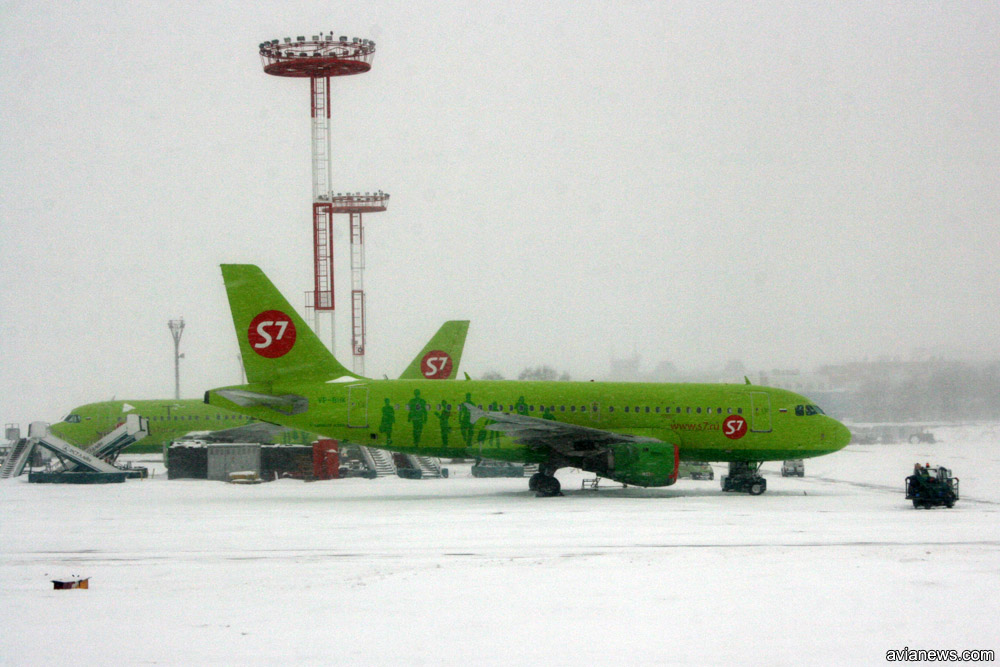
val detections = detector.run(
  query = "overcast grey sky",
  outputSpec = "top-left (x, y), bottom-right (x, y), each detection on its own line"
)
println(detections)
top-left (2, 1), bottom-right (998, 424)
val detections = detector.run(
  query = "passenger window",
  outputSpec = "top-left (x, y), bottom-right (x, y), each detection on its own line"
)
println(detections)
top-left (625, 407), bottom-right (630, 413)
top-left (645, 407), bottom-right (650, 413)
top-left (696, 407), bottom-right (702, 414)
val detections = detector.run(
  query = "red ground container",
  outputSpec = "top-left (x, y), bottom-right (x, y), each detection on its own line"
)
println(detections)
top-left (312, 439), bottom-right (339, 480)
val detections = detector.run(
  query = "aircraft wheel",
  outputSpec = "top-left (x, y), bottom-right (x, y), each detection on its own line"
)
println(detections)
top-left (749, 481), bottom-right (765, 496)
top-left (528, 472), bottom-right (544, 491)
top-left (535, 475), bottom-right (561, 497)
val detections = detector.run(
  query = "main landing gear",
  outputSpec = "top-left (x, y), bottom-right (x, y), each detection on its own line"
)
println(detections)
top-left (528, 468), bottom-right (563, 497)
top-left (721, 461), bottom-right (767, 495)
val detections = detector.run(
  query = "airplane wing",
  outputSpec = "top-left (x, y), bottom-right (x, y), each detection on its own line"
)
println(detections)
top-left (465, 403), bottom-right (662, 458)
top-left (195, 421), bottom-right (289, 444)
top-left (214, 389), bottom-right (308, 416)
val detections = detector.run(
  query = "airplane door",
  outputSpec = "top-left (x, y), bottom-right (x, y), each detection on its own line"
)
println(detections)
top-left (348, 385), bottom-right (369, 428)
top-left (749, 391), bottom-right (772, 433)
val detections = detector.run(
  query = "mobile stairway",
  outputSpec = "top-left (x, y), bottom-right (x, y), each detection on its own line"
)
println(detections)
top-left (391, 453), bottom-right (446, 480)
top-left (0, 417), bottom-right (149, 479)
top-left (406, 455), bottom-right (445, 478)
top-left (361, 446), bottom-right (397, 477)
top-left (83, 414), bottom-right (150, 464)
top-left (0, 438), bottom-right (33, 479)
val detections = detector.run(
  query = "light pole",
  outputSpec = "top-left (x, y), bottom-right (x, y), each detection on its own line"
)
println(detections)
top-left (168, 318), bottom-right (185, 400)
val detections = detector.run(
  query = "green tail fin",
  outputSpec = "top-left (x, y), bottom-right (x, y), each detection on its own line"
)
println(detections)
top-left (220, 264), bottom-right (358, 384)
top-left (398, 320), bottom-right (470, 380)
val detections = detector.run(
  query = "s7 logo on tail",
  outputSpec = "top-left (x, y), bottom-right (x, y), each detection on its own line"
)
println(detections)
top-left (420, 350), bottom-right (454, 379)
top-left (248, 310), bottom-right (297, 358)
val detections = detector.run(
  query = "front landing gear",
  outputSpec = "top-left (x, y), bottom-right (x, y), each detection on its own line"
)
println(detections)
top-left (529, 470), bottom-right (563, 497)
top-left (721, 461), bottom-right (767, 495)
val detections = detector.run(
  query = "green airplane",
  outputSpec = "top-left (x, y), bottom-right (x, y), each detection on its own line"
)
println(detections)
top-left (205, 265), bottom-right (851, 496)
top-left (50, 319), bottom-right (470, 453)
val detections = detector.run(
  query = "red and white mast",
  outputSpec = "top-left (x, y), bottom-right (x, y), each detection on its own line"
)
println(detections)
top-left (259, 34), bottom-right (386, 372)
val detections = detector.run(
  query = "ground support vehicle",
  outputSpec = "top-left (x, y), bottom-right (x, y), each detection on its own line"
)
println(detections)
top-left (905, 465), bottom-right (958, 509)
top-left (781, 459), bottom-right (804, 477)
top-left (471, 459), bottom-right (525, 478)
top-left (679, 461), bottom-right (714, 480)
top-left (721, 461), bottom-right (766, 495)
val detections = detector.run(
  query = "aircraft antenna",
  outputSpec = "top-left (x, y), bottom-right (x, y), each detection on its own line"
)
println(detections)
top-left (168, 318), bottom-right (185, 400)
top-left (258, 34), bottom-right (388, 375)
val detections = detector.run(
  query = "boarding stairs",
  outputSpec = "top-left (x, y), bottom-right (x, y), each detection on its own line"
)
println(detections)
top-left (0, 422), bottom-right (124, 478)
top-left (0, 439), bottom-right (33, 479)
top-left (406, 455), bottom-right (444, 478)
top-left (361, 446), bottom-right (396, 477)
top-left (83, 414), bottom-right (150, 463)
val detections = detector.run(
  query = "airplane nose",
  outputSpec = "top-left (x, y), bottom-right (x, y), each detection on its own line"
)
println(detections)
top-left (831, 420), bottom-right (852, 450)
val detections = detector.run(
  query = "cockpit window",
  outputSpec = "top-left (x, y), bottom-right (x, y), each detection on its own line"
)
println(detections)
top-left (796, 405), bottom-right (826, 416)
top-left (64, 414), bottom-right (82, 424)
top-left (795, 405), bottom-right (804, 416)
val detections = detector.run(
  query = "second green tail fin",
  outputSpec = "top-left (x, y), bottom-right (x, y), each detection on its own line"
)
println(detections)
top-left (221, 264), bottom-right (358, 384)
top-left (398, 320), bottom-right (470, 380)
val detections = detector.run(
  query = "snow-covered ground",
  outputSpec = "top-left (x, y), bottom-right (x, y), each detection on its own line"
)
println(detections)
top-left (2, 424), bottom-right (998, 665)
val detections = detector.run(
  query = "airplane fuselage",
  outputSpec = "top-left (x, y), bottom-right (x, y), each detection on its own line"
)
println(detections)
top-left (208, 378), bottom-right (850, 482)
top-left (50, 400), bottom-right (303, 452)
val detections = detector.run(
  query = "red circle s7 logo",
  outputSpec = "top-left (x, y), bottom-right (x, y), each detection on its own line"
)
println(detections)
top-left (722, 415), bottom-right (748, 440)
top-left (248, 310), bottom-right (297, 358)
top-left (420, 351), bottom-right (453, 379)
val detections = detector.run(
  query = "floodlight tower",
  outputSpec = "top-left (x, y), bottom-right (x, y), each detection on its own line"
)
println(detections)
top-left (168, 318), bottom-right (185, 400)
top-left (258, 33), bottom-right (385, 371)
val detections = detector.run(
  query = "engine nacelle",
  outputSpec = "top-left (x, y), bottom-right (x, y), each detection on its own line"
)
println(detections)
top-left (583, 441), bottom-right (679, 487)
